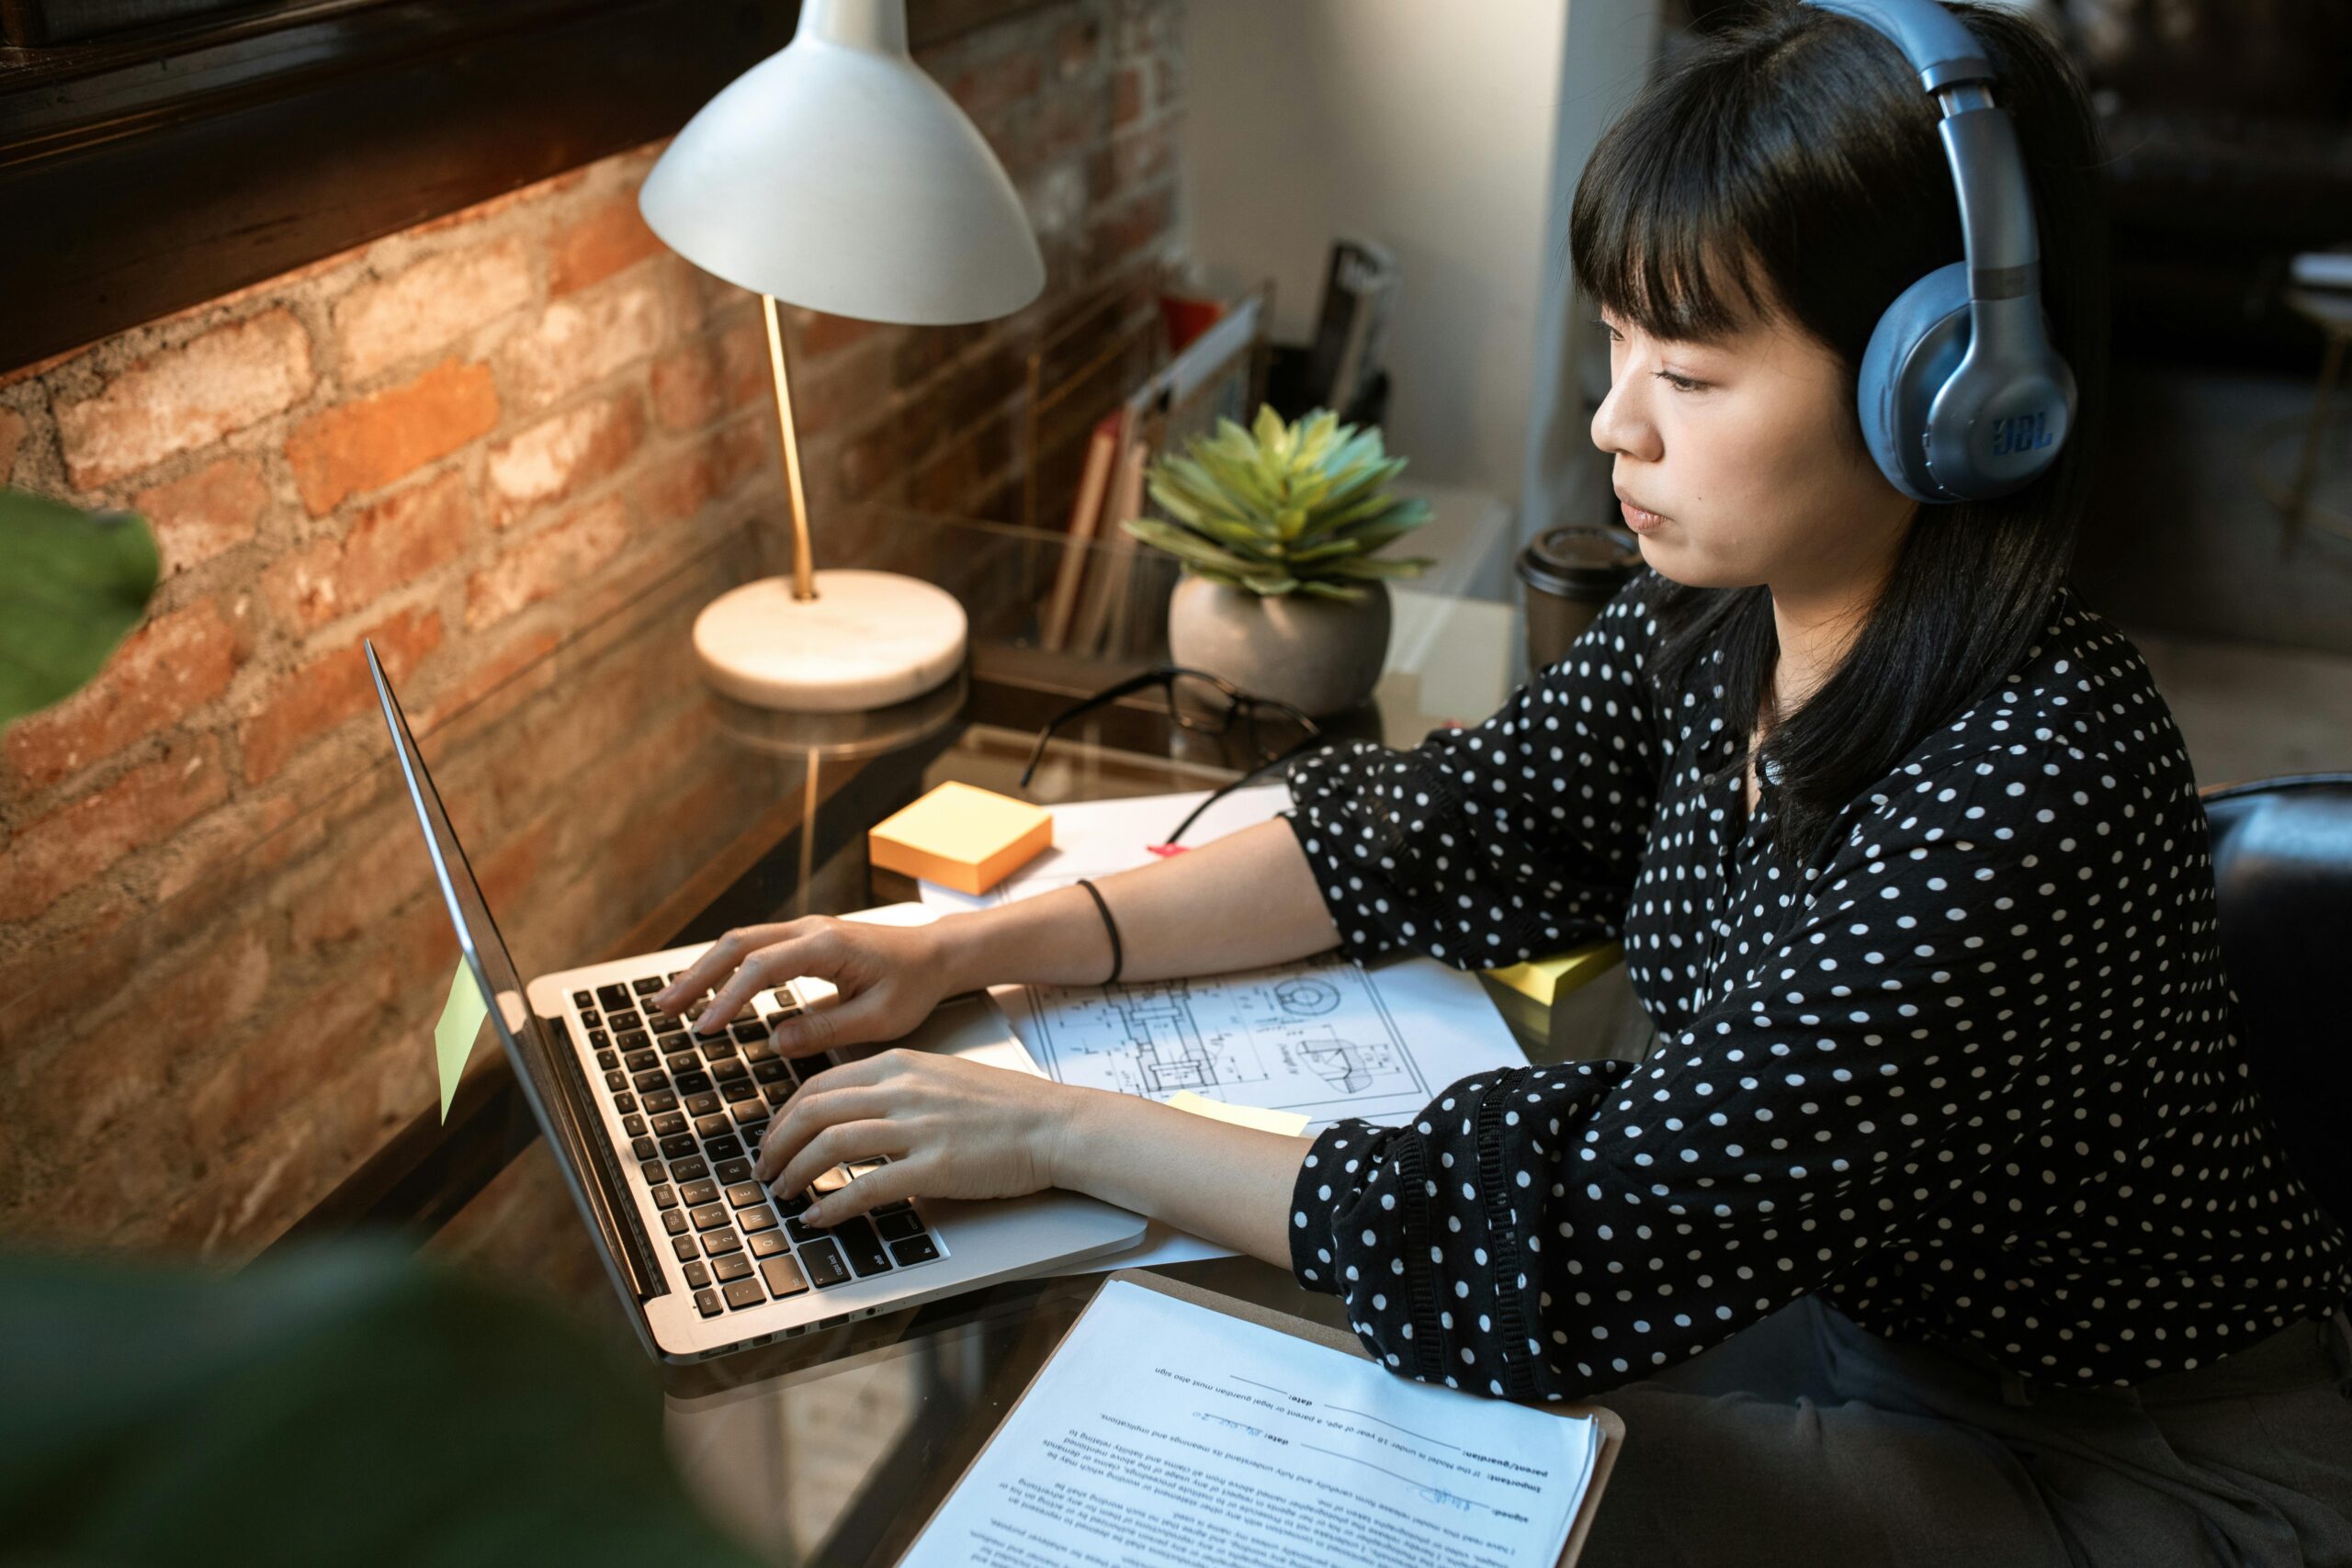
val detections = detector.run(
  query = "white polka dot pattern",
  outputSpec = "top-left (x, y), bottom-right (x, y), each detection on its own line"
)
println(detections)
top-left (1276, 570), bottom-right (2352, 1403)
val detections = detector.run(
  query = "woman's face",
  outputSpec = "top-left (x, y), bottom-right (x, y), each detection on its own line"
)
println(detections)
top-left (1590, 299), bottom-right (1917, 602)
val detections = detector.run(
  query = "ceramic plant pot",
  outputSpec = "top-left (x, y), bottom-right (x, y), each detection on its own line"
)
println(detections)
top-left (1165, 574), bottom-right (1392, 718)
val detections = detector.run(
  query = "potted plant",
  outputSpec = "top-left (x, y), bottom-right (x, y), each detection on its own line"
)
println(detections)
top-left (1121, 404), bottom-right (1434, 716)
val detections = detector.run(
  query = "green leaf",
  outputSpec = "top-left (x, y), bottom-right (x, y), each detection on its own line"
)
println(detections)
top-left (1296, 578), bottom-right (1372, 601)
top-left (1121, 516), bottom-right (1264, 576)
top-left (0, 489), bottom-right (160, 728)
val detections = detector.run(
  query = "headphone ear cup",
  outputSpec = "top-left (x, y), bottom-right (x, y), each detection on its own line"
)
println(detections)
top-left (1856, 262), bottom-right (1972, 504)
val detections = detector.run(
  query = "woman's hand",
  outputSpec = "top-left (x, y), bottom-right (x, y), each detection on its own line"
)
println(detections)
top-left (650, 915), bottom-right (957, 1060)
top-left (752, 1048), bottom-right (1086, 1224)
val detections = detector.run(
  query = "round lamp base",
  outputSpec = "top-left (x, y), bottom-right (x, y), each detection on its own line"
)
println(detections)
top-left (691, 570), bottom-right (967, 713)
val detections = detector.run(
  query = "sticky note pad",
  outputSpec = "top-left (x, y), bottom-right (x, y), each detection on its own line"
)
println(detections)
top-left (433, 957), bottom-right (491, 1122)
top-left (1483, 940), bottom-right (1623, 1006)
top-left (1167, 1090), bottom-right (1310, 1137)
top-left (869, 781), bottom-right (1053, 895)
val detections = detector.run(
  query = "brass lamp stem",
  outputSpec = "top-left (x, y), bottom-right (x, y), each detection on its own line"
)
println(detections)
top-left (761, 293), bottom-right (819, 603)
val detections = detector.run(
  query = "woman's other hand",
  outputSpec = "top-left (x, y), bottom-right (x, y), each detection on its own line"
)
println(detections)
top-left (752, 1048), bottom-right (1083, 1224)
top-left (650, 915), bottom-right (956, 1060)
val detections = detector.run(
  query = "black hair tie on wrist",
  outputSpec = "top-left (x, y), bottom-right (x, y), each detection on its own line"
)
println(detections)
top-left (1075, 876), bottom-right (1123, 986)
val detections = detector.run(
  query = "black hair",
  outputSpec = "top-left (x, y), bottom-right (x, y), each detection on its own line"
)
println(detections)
top-left (1567, 0), bottom-right (2113, 868)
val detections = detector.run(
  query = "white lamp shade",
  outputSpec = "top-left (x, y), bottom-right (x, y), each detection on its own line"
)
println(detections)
top-left (639, 0), bottom-right (1046, 325)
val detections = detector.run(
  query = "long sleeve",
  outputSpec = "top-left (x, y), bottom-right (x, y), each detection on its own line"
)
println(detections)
top-left (1276, 571), bottom-right (1665, 969)
top-left (1287, 732), bottom-right (2156, 1403)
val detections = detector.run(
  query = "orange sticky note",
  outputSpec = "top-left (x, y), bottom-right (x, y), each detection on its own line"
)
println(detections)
top-left (869, 781), bottom-right (1054, 895)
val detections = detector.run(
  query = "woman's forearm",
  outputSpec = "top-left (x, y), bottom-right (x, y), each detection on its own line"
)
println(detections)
top-left (939, 817), bottom-right (1340, 991)
top-left (1047, 1085), bottom-right (1315, 1270)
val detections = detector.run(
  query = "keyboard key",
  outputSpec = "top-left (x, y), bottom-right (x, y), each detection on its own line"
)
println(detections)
top-left (748, 1230), bottom-right (789, 1258)
top-left (642, 1089), bottom-right (680, 1113)
top-left (731, 1101), bottom-right (766, 1127)
top-left (682, 1179), bottom-right (719, 1207)
top-left (888, 1235), bottom-right (940, 1267)
top-left (848, 1158), bottom-right (888, 1177)
top-left (659, 1133), bottom-right (698, 1160)
top-left (673, 1070), bottom-right (714, 1096)
top-left (684, 1260), bottom-right (710, 1289)
top-left (605, 1070), bottom-right (629, 1093)
top-left (595, 1049), bottom-right (619, 1072)
top-left (785, 1216), bottom-right (823, 1245)
top-left (582, 1010), bottom-right (603, 1030)
top-left (704, 1229), bottom-right (743, 1257)
top-left (875, 1210), bottom-right (924, 1243)
top-left (650, 1184), bottom-right (677, 1211)
top-left (739, 1206), bottom-right (777, 1234)
top-left (662, 1210), bottom-right (689, 1236)
top-left (700, 1038), bottom-right (739, 1062)
top-left (652, 1111), bottom-right (687, 1138)
top-left (634, 1070), bottom-right (672, 1096)
top-left (632, 977), bottom-right (663, 995)
top-left (660, 1032), bottom-right (698, 1058)
top-left (720, 1079), bottom-right (760, 1104)
top-left (589, 1030), bottom-right (611, 1051)
top-left (832, 1216), bottom-right (892, 1277)
top-left (667, 1156), bottom-right (710, 1183)
top-left (798, 1239), bottom-right (850, 1288)
top-left (716, 1157), bottom-right (754, 1185)
top-left (711, 1253), bottom-right (753, 1284)
top-left (760, 1255), bottom-right (809, 1298)
top-left (752, 1058), bottom-right (792, 1084)
top-left (684, 1092), bottom-right (722, 1118)
top-left (615, 1029), bottom-right (650, 1052)
top-left (695, 1289), bottom-right (722, 1318)
top-left (713, 1059), bottom-right (749, 1083)
top-left (725, 1182), bottom-right (766, 1209)
top-left (673, 1235), bottom-right (699, 1264)
top-left (596, 984), bottom-right (631, 1012)
top-left (572, 989), bottom-right (594, 1009)
top-left (810, 1165), bottom-right (852, 1195)
top-left (622, 1113), bottom-right (647, 1138)
top-left (695, 1114), bottom-right (732, 1142)
top-left (639, 1159), bottom-right (665, 1184)
top-left (613, 1091), bottom-right (637, 1114)
top-left (624, 1049), bottom-right (661, 1073)
top-left (742, 1038), bottom-right (775, 1064)
top-left (774, 1190), bottom-right (811, 1218)
top-left (722, 1279), bottom-right (764, 1311)
top-left (632, 1136), bottom-right (658, 1161)
top-left (705, 1136), bottom-right (745, 1163)
top-left (763, 1081), bottom-right (797, 1109)
top-left (690, 1202), bottom-right (729, 1231)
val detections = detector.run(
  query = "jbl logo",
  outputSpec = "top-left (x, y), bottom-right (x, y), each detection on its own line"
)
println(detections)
top-left (1990, 411), bottom-right (2053, 456)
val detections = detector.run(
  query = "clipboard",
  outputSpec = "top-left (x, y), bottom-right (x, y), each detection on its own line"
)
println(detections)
top-left (897, 1268), bottom-right (1623, 1567)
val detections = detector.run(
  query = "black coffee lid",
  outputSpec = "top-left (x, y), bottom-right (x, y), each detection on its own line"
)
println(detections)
top-left (1517, 525), bottom-right (1643, 597)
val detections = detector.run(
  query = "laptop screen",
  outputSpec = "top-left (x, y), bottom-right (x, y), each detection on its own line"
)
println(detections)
top-left (365, 639), bottom-right (660, 1305)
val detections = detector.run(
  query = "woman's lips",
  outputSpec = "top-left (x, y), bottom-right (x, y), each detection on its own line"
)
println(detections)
top-left (1619, 498), bottom-right (1669, 533)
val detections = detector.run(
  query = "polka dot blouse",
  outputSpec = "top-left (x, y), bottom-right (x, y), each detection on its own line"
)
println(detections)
top-left (1276, 568), bottom-right (2351, 1403)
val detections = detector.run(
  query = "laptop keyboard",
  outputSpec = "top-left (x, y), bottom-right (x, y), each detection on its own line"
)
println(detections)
top-left (571, 972), bottom-right (945, 1323)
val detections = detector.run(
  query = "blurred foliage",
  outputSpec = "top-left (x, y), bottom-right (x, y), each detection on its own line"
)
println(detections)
top-left (0, 1242), bottom-right (763, 1568)
top-left (0, 487), bottom-right (159, 728)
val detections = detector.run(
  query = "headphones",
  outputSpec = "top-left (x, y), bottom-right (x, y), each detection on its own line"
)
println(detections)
top-left (1801, 0), bottom-right (2077, 503)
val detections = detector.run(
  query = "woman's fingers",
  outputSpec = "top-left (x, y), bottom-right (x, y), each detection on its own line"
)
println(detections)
top-left (767, 988), bottom-right (898, 1059)
top-left (763, 1114), bottom-right (902, 1202)
top-left (653, 922), bottom-right (795, 1013)
top-left (754, 1074), bottom-right (902, 1182)
top-left (697, 925), bottom-right (842, 1034)
top-left (807, 1156), bottom-right (924, 1225)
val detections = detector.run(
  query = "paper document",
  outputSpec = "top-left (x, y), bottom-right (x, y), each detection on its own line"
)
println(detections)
top-left (917, 782), bottom-right (1299, 914)
top-left (899, 1279), bottom-right (1600, 1568)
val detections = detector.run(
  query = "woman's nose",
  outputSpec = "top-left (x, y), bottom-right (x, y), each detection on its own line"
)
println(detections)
top-left (1589, 372), bottom-right (1660, 464)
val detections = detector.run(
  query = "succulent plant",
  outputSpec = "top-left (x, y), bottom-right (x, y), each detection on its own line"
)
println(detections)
top-left (1120, 404), bottom-right (1433, 600)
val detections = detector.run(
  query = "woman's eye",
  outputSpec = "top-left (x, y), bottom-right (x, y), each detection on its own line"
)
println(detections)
top-left (1656, 370), bottom-right (1702, 393)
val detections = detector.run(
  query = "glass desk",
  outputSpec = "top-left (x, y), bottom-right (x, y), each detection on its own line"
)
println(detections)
top-left (306, 505), bottom-right (1538, 1564)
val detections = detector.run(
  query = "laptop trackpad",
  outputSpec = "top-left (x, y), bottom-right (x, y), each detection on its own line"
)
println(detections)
top-left (827, 992), bottom-right (1040, 1078)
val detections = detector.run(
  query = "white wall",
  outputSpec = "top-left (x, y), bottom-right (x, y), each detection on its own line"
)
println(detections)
top-left (1177, 0), bottom-right (1569, 505)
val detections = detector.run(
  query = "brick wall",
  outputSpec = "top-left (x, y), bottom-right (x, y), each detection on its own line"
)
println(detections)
top-left (0, 0), bottom-right (1187, 1258)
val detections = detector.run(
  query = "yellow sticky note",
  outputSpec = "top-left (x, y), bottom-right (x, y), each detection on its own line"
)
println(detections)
top-left (868, 781), bottom-right (1053, 895)
top-left (1167, 1090), bottom-right (1309, 1137)
top-left (1483, 940), bottom-right (1623, 1006)
top-left (434, 958), bottom-right (490, 1122)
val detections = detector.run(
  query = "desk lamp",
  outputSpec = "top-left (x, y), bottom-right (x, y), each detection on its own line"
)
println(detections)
top-left (639, 0), bottom-right (1046, 711)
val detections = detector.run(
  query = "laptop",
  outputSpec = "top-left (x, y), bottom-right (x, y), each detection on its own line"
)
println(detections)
top-left (365, 640), bottom-right (1148, 1362)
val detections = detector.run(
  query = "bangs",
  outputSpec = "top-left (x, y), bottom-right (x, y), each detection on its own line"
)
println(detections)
top-left (1568, 64), bottom-right (1781, 344)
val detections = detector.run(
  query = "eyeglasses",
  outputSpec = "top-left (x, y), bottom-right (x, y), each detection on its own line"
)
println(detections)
top-left (1017, 664), bottom-right (1328, 845)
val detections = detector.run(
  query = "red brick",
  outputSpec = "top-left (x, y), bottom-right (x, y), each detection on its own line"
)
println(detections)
top-left (795, 308), bottom-right (877, 360)
top-left (550, 193), bottom-right (666, 297)
top-left (483, 392), bottom-right (645, 526)
top-left (238, 604), bottom-right (444, 784)
top-left (1112, 121), bottom-right (1177, 192)
top-left (1087, 186), bottom-right (1175, 275)
top-left (650, 313), bottom-right (769, 433)
top-left (284, 359), bottom-right (499, 515)
top-left (286, 813), bottom-right (432, 955)
top-left (464, 494), bottom-right (630, 628)
top-left (56, 310), bottom-right (314, 489)
top-left (948, 52), bottom-right (1044, 123)
top-left (500, 278), bottom-right (671, 411)
top-left (334, 236), bottom-right (533, 383)
top-left (794, 343), bottom-right (892, 439)
top-left (0, 406), bottom-right (25, 480)
top-left (0, 736), bottom-right (229, 924)
top-left (48, 930), bottom-right (272, 1145)
top-left (262, 469), bottom-right (474, 634)
top-left (5, 597), bottom-right (249, 790)
top-left (132, 456), bottom-right (271, 575)
top-left (417, 626), bottom-right (560, 730)
top-left (1056, 14), bottom-right (1103, 78)
top-left (1113, 64), bottom-right (1146, 128)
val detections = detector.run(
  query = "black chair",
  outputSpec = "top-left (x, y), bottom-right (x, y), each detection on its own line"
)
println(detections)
top-left (2201, 773), bottom-right (2352, 1233)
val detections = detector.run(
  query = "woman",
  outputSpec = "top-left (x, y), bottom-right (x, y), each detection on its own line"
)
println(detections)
top-left (655, 2), bottom-right (2352, 1559)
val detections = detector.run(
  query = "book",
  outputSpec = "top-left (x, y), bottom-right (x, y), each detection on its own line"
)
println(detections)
top-left (1040, 411), bottom-right (1123, 652)
top-left (1304, 236), bottom-right (1399, 418)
